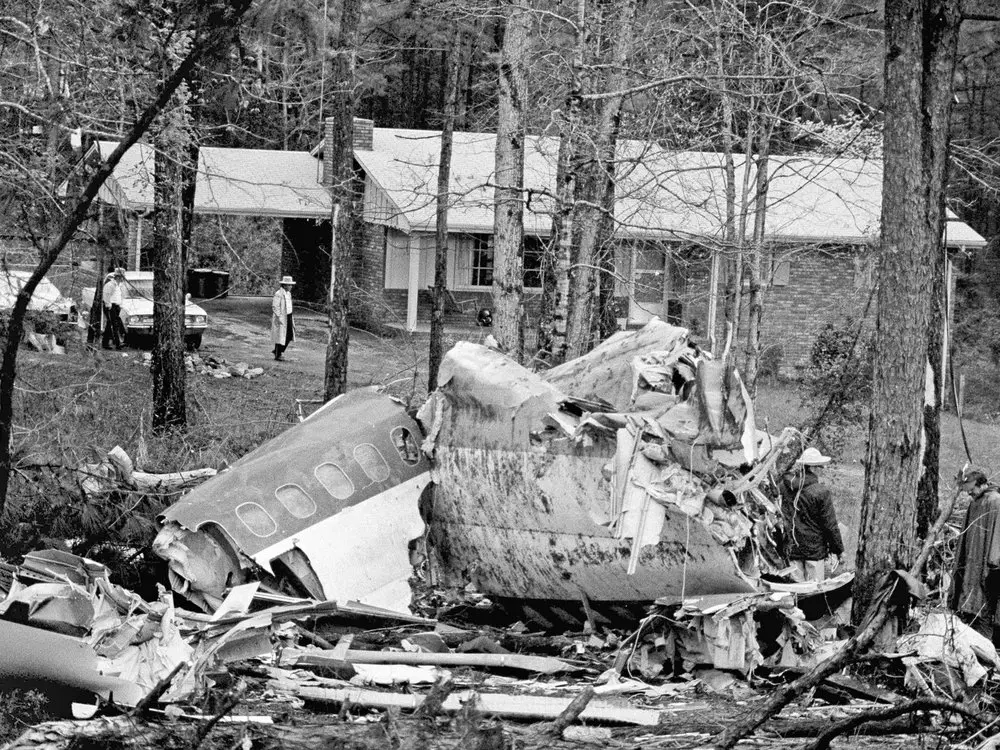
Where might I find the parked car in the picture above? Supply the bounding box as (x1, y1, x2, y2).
(0, 269, 77, 321)
(118, 271, 208, 350)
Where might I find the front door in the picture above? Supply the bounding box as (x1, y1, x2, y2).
(628, 242, 666, 324)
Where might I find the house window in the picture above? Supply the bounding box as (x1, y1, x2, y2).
(455, 234, 546, 289)
(524, 236, 544, 289)
(470, 235, 494, 287)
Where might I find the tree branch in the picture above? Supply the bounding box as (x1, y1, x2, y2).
(805, 697, 985, 750)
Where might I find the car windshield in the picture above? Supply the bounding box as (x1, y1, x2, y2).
(122, 279, 154, 300)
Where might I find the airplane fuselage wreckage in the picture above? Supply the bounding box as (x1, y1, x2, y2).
(154, 319, 796, 625)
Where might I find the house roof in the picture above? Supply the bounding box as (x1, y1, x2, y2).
(354, 127, 987, 248)
(95, 141, 332, 219)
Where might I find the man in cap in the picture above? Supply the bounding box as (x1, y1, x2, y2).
(101, 267, 127, 350)
(950, 468, 1000, 642)
(779, 447, 845, 582)
(271, 275, 296, 361)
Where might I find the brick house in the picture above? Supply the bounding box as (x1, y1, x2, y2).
(96, 123, 987, 374)
(334, 122, 987, 373)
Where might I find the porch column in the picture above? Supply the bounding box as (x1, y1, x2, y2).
(132, 214, 143, 271)
(406, 236, 420, 332)
(942, 253, 956, 401)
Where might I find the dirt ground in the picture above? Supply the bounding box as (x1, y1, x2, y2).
(197, 296, 431, 399)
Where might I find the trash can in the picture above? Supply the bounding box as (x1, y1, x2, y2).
(211, 270, 230, 299)
(187, 268, 210, 298)
(202, 270, 219, 299)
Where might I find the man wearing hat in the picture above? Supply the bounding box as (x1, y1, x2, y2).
(271, 275, 296, 361)
(950, 468, 1000, 642)
(779, 447, 845, 583)
(101, 267, 127, 350)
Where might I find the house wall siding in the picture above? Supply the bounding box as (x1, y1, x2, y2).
(354, 217, 876, 372)
(755, 249, 872, 375)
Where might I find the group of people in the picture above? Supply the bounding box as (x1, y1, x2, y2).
(779, 445, 1000, 646)
(100, 268, 297, 361)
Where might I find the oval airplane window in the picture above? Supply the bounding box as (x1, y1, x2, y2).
(316, 462, 354, 500)
(354, 443, 390, 482)
(275, 484, 317, 519)
(235, 502, 277, 537)
(390, 426, 421, 465)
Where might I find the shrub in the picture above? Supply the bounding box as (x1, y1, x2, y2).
(805, 317, 874, 448)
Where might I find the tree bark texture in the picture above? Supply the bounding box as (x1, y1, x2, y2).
(151, 98, 191, 433)
(538, 0, 585, 366)
(429, 31, 461, 391)
(323, 0, 362, 401)
(491, 0, 531, 361)
(563, 0, 636, 361)
(743, 149, 768, 395)
(916, 0, 961, 538)
(853, 0, 961, 623)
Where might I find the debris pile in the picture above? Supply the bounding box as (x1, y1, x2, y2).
(140, 352, 265, 380)
(418, 318, 799, 622)
(2, 318, 996, 748)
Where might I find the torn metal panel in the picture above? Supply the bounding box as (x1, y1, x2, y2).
(424, 323, 762, 606)
(542, 318, 693, 411)
(155, 388, 431, 614)
(0, 619, 145, 706)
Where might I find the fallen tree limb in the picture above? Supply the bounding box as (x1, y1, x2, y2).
(804, 696, 984, 750)
(293, 685, 662, 726)
(0, 717, 165, 750)
(77, 446, 217, 498)
(285, 647, 578, 675)
(712, 491, 957, 749)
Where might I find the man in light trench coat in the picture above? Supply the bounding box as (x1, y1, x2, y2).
(271, 275, 295, 361)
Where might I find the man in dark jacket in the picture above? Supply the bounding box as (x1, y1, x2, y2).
(950, 468, 1000, 642)
(780, 447, 845, 582)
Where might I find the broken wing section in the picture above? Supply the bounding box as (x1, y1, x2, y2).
(154, 388, 431, 614)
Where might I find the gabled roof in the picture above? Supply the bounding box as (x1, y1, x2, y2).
(354, 127, 987, 248)
(95, 141, 332, 219)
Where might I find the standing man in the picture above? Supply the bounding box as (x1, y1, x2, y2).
(101, 268, 126, 350)
(950, 468, 1000, 643)
(271, 275, 295, 361)
(780, 447, 845, 582)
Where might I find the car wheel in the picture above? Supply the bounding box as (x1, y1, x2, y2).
(186, 333, 203, 351)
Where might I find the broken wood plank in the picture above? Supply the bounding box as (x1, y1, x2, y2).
(285, 647, 579, 675)
(294, 685, 662, 726)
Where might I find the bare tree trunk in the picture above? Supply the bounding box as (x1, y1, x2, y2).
(0, 5, 252, 517)
(539, 0, 585, 366)
(428, 31, 461, 391)
(151, 80, 192, 433)
(712, 22, 737, 355)
(917, 0, 961, 538)
(492, 0, 531, 361)
(564, 0, 635, 359)
(744, 142, 770, 396)
(323, 0, 362, 401)
(853, 0, 961, 626)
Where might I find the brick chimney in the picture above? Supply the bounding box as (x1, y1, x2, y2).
(353, 118, 374, 151)
(322, 117, 374, 187)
